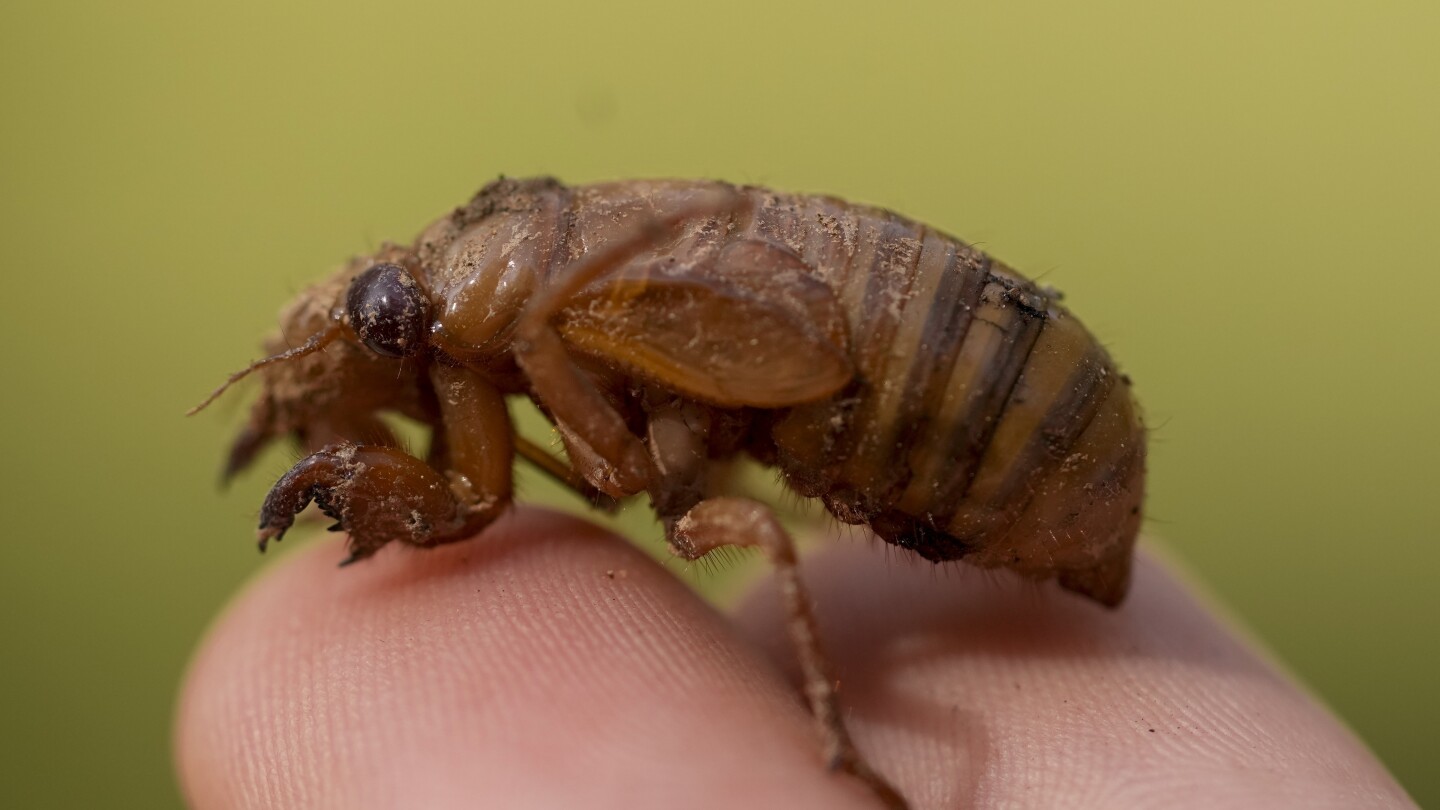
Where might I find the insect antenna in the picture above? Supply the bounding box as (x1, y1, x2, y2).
(186, 325, 342, 416)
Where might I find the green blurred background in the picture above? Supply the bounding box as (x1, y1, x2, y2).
(2, 0, 1435, 805)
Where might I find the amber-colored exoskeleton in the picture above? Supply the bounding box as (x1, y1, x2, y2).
(195, 177, 1146, 809)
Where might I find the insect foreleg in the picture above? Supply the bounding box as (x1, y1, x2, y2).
(429, 362, 515, 517)
(255, 364, 516, 564)
(671, 498, 908, 810)
(256, 444, 471, 564)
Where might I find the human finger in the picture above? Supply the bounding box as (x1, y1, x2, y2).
(733, 541, 1415, 809)
(175, 509, 883, 810)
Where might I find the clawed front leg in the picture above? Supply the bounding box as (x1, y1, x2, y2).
(258, 362, 515, 565)
(258, 443, 472, 564)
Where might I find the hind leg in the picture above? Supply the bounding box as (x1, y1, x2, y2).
(670, 497, 908, 810)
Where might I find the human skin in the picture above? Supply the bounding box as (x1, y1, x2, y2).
(174, 509, 1414, 809)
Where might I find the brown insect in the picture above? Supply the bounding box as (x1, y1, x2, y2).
(195, 177, 1146, 809)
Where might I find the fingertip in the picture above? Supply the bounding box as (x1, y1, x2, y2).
(176, 509, 882, 809)
(176, 509, 618, 809)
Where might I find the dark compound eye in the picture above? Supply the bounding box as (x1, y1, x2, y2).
(345, 263, 431, 358)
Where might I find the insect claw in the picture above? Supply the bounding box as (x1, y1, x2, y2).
(326, 522, 345, 532)
(589, 492, 621, 513)
(336, 552, 362, 568)
(256, 523, 287, 553)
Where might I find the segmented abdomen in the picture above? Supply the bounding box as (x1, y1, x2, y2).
(747, 190, 1146, 589)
